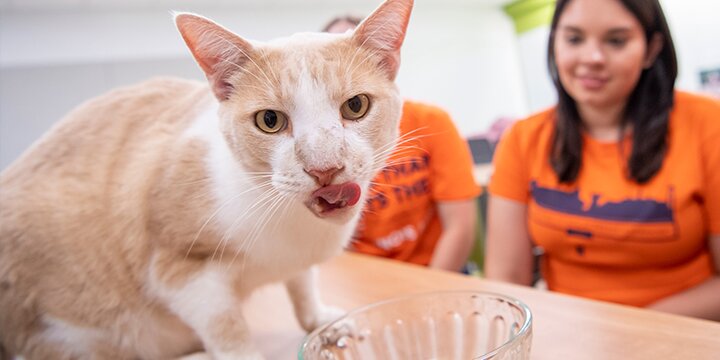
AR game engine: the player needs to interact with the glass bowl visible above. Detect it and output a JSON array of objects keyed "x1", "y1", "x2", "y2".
[{"x1": 299, "y1": 291, "x2": 532, "y2": 360}]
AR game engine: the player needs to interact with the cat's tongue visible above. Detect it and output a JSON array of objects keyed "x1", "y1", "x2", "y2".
[{"x1": 310, "y1": 182, "x2": 361, "y2": 215}]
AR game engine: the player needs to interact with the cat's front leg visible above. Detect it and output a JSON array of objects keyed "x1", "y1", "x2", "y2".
[
  {"x1": 151, "y1": 259, "x2": 264, "y2": 360},
  {"x1": 285, "y1": 266, "x2": 345, "y2": 332}
]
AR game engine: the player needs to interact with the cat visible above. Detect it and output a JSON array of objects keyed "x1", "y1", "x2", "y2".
[{"x1": 0, "y1": 0, "x2": 413, "y2": 358}]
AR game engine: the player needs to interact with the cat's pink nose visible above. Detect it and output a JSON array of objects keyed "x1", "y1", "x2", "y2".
[{"x1": 305, "y1": 167, "x2": 343, "y2": 186}]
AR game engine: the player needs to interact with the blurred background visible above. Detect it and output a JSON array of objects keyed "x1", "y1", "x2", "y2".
[{"x1": 1, "y1": 0, "x2": 719, "y2": 170}]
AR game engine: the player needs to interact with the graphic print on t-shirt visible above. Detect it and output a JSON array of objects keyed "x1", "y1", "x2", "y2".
[
  {"x1": 364, "y1": 154, "x2": 432, "y2": 212},
  {"x1": 353, "y1": 154, "x2": 434, "y2": 253},
  {"x1": 529, "y1": 180, "x2": 677, "y2": 243}
]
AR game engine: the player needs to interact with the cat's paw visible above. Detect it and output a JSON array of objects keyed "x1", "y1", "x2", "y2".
[{"x1": 298, "y1": 305, "x2": 346, "y2": 333}]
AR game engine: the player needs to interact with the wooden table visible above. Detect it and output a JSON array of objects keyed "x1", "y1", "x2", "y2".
[{"x1": 243, "y1": 252, "x2": 720, "y2": 359}]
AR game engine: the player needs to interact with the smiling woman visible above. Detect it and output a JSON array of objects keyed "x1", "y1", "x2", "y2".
[{"x1": 485, "y1": 0, "x2": 720, "y2": 321}]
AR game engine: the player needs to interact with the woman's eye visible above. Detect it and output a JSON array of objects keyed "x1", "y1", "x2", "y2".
[
  {"x1": 607, "y1": 37, "x2": 627, "y2": 47},
  {"x1": 254, "y1": 110, "x2": 287, "y2": 134},
  {"x1": 340, "y1": 94, "x2": 370, "y2": 120},
  {"x1": 566, "y1": 35, "x2": 583, "y2": 45}
]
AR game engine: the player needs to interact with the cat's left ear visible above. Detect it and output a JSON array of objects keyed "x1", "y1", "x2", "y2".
[
  {"x1": 174, "y1": 13, "x2": 253, "y2": 101},
  {"x1": 352, "y1": 0, "x2": 414, "y2": 80}
]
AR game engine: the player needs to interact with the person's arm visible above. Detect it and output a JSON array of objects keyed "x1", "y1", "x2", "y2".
[
  {"x1": 428, "y1": 199, "x2": 477, "y2": 272},
  {"x1": 646, "y1": 234, "x2": 720, "y2": 321},
  {"x1": 484, "y1": 195, "x2": 534, "y2": 286}
]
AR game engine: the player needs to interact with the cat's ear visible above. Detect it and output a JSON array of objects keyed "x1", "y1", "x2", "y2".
[
  {"x1": 352, "y1": 0, "x2": 414, "y2": 80},
  {"x1": 174, "y1": 12, "x2": 253, "y2": 101}
]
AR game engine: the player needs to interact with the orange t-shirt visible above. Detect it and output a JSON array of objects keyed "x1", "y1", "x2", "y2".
[
  {"x1": 489, "y1": 91, "x2": 720, "y2": 307},
  {"x1": 351, "y1": 100, "x2": 481, "y2": 265}
]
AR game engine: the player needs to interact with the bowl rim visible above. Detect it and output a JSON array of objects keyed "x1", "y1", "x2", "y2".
[{"x1": 298, "y1": 290, "x2": 533, "y2": 359}]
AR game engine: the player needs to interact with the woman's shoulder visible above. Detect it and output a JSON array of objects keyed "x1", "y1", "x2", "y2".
[
  {"x1": 671, "y1": 91, "x2": 720, "y2": 135},
  {"x1": 402, "y1": 99, "x2": 449, "y2": 118},
  {"x1": 673, "y1": 91, "x2": 720, "y2": 118},
  {"x1": 518, "y1": 107, "x2": 555, "y2": 127},
  {"x1": 504, "y1": 107, "x2": 556, "y2": 142},
  {"x1": 401, "y1": 99, "x2": 452, "y2": 129}
]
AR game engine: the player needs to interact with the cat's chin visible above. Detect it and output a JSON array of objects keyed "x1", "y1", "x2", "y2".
[{"x1": 305, "y1": 182, "x2": 362, "y2": 220}]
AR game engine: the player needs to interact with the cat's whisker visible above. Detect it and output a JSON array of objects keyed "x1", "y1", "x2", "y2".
[
  {"x1": 230, "y1": 189, "x2": 283, "y2": 256},
  {"x1": 348, "y1": 64, "x2": 381, "y2": 80},
  {"x1": 174, "y1": 172, "x2": 274, "y2": 190},
  {"x1": 216, "y1": 196, "x2": 269, "y2": 263},
  {"x1": 372, "y1": 134, "x2": 432, "y2": 163},
  {"x1": 258, "y1": 47, "x2": 281, "y2": 85},
  {"x1": 388, "y1": 126, "x2": 432, "y2": 146},
  {"x1": 225, "y1": 187, "x2": 284, "y2": 250},
  {"x1": 221, "y1": 59, "x2": 274, "y2": 92},
  {"x1": 372, "y1": 131, "x2": 425, "y2": 171},
  {"x1": 366, "y1": 184, "x2": 385, "y2": 195},
  {"x1": 368, "y1": 181, "x2": 407, "y2": 191},
  {"x1": 239, "y1": 175, "x2": 276, "y2": 182},
  {"x1": 347, "y1": 15, "x2": 397, "y2": 75},
  {"x1": 371, "y1": 128, "x2": 428, "y2": 160},
  {"x1": 358, "y1": 208, "x2": 382, "y2": 216},
  {"x1": 243, "y1": 193, "x2": 288, "y2": 264},
  {"x1": 347, "y1": 10, "x2": 412, "y2": 78},
  {"x1": 231, "y1": 84, "x2": 276, "y2": 93},
  {"x1": 393, "y1": 125, "x2": 431, "y2": 142},
  {"x1": 381, "y1": 153, "x2": 430, "y2": 166},
  {"x1": 192, "y1": 183, "x2": 274, "y2": 261},
  {"x1": 232, "y1": 197, "x2": 286, "y2": 276},
  {"x1": 185, "y1": 180, "x2": 274, "y2": 260},
  {"x1": 215, "y1": 35, "x2": 277, "y2": 91},
  {"x1": 212, "y1": 186, "x2": 280, "y2": 262},
  {"x1": 375, "y1": 145, "x2": 428, "y2": 162},
  {"x1": 229, "y1": 190, "x2": 287, "y2": 272},
  {"x1": 371, "y1": 145, "x2": 428, "y2": 163},
  {"x1": 348, "y1": 47, "x2": 383, "y2": 78},
  {"x1": 371, "y1": 152, "x2": 422, "y2": 171}
]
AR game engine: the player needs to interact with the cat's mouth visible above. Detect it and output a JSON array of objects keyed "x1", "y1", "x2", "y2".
[{"x1": 307, "y1": 182, "x2": 361, "y2": 217}]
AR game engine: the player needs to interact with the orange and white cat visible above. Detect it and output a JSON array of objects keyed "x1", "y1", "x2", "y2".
[{"x1": 0, "y1": 0, "x2": 413, "y2": 358}]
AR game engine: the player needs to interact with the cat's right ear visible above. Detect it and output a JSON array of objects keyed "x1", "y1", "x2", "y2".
[
  {"x1": 352, "y1": 0, "x2": 414, "y2": 81},
  {"x1": 174, "y1": 12, "x2": 253, "y2": 101}
]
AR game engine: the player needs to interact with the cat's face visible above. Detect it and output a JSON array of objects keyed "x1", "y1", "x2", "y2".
[
  {"x1": 219, "y1": 34, "x2": 402, "y2": 221},
  {"x1": 176, "y1": 0, "x2": 412, "y2": 223}
]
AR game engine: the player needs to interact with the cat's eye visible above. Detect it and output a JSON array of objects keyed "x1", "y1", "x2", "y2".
[
  {"x1": 255, "y1": 110, "x2": 288, "y2": 134},
  {"x1": 340, "y1": 94, "x2": 370, "y2": 120}
]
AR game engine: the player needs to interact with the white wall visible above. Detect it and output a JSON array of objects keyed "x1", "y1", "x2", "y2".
[
  {"x1": 661, "y1": 0, "x2": 720, "y2": 91},
  {"x1": 396, "y1": 6, "x2": 527, "y2": 137},
  {"x1": 0, "y1": 0, "x2": 523, "y2": 170},
  {"x1": 517, "y1": 26, "x2": 554, "y2": 113}
]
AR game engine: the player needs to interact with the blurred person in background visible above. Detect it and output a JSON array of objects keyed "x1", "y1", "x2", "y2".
[
  {"x1": 486, "y1": 0, "x2": 720, "y2": 320},
  {"x1": 325, "y1": 16, "x2": 480, "y2": 272}
]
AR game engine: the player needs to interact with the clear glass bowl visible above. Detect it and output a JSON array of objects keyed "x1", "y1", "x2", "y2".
[{"x1": 299, "y1": 291, "x2": 532, "y2": 360}]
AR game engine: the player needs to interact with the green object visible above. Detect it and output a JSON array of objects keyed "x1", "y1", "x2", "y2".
[
  {"x1": 467, "y1": 191, "x2": 488, "y2": 277},
  {"x1": 503, "y1": 0, "x2": 556, "y2": 34}
]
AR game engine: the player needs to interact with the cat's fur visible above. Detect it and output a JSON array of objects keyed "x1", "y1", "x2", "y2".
[{"x1": 0, "y1": 0, "x2": 413, "y2": 358}]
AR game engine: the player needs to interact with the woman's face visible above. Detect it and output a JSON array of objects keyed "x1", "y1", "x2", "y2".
[{"x1": 554, "y1": 0, "x2": 654, "y2": 110}]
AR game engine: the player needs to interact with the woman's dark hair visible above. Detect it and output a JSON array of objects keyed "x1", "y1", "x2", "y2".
[{"x1": 547, "y1": 0, "x2": 677, "y2": 184}]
